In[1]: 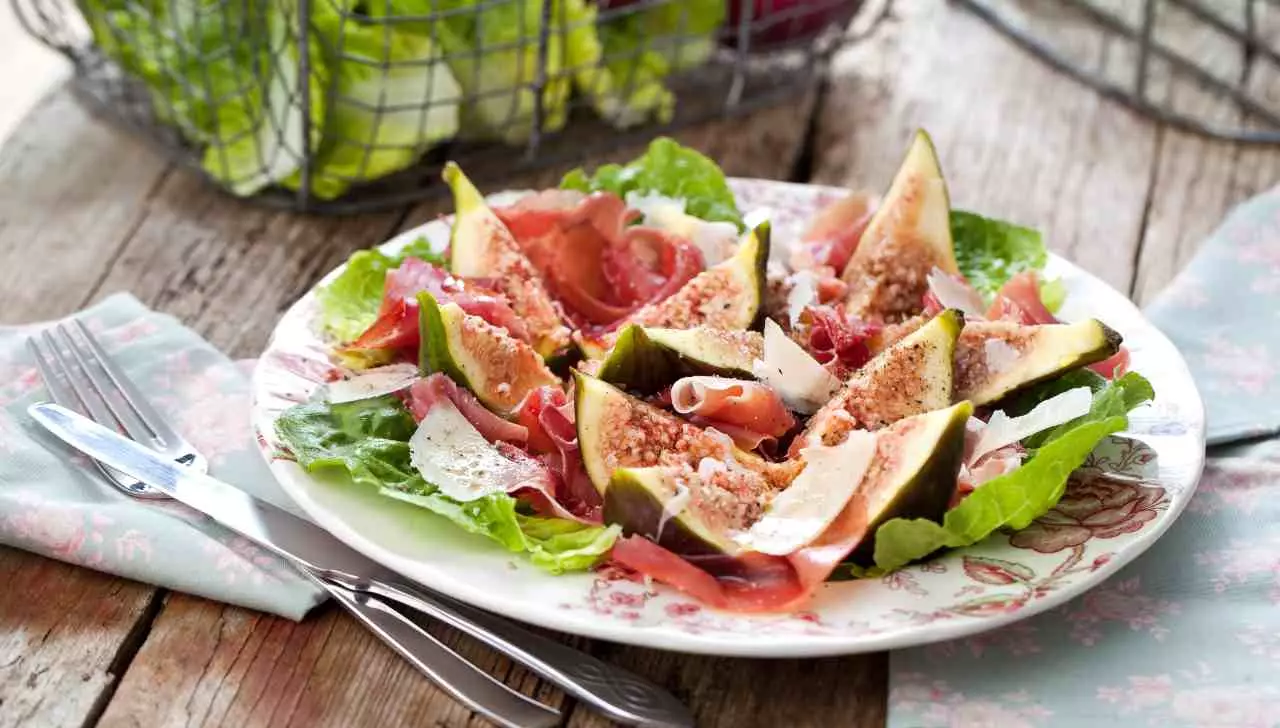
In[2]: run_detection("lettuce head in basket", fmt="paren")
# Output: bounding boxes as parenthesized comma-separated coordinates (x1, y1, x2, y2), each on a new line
(79, 0, 729, 199)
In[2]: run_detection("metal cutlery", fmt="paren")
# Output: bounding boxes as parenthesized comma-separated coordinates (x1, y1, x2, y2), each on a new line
(27, 320, 694, 728)
(27, 323, 558, 728)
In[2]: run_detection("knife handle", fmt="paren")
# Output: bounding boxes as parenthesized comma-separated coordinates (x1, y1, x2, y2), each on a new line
(317, 579, 560, 728)
(353, 576, 694, 728)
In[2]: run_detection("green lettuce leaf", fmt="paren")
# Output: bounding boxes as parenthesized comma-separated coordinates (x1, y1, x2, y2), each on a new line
(568, 0, 726, 128)
(275, 395, 618, 573)
(564, 0, 675, 130)
(423, 0, 574, 144)
(80, 0, 325, 195)
(561, 137, 742, 226)
(284, 0, 461, 200)
(317, 237, 446, 343)
(865, 372, 1155, 574)
(951, 210, 1047, 297)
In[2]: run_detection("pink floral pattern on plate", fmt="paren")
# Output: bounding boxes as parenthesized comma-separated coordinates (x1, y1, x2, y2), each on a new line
(251, 178, 1206, 657)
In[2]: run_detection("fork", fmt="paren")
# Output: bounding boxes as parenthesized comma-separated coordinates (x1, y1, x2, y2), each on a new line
(27, 319, 561, 728)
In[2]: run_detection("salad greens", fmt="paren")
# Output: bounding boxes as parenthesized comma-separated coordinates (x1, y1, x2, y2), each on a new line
(317, 237, 445, 343)
(82, 0, 728, 197)
(951, 210, 1066, 312)
(864, 372, 1154, 574)
(951, 210, 1046, 297)
(275, 394, 619, 573)
(284, 0, 461, 199)
(561, 137, 743, 227)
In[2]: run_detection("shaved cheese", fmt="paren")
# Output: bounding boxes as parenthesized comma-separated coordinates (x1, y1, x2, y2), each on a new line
(655, 476, 692, 542)
(785, 270, 821, 327)
(625, 192, 740, 265)
(751, 319, 841, 414)
(971, 387, 1093, 463)
(409, 399, 530, 502)
(326, 363, 420, 403)
(927, 266, 986, 317)
(983, 339, 1020, 375)
(733, 430, 877, 555)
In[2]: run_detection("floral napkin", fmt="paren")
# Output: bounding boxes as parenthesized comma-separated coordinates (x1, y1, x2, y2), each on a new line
(888, 190, 1280, 726)
(0, 293, 325, 620)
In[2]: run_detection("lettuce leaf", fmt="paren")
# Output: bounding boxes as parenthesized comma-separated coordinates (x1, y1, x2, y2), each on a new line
(565, 0, 675, 130)
(951, 210, 1047, 297)
(570, 0, 726, 128)
(865, 372, 1155, 574)
(561, 137, 742, 226)
(275, 395, 618, 573)
(80, 0, 324, 195)
(284, 0, 461, 200)
(429, 0, 574, 144)
(317, 237, 445, 343)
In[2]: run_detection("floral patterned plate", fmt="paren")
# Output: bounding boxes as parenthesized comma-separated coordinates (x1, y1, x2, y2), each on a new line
(250, 179, 1206, 658)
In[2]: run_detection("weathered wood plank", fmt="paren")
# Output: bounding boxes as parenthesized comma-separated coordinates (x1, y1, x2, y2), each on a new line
(0, 547, 157, 728)
(565, 647, 885, 728)
(97, 596, 570, 728)
(811, 0, 1160, 294)
(0, 89, 172, 323)
(1133, 3, 1280, 303)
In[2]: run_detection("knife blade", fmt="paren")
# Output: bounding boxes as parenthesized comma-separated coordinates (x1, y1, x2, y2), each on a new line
(29, 402, 695, 728)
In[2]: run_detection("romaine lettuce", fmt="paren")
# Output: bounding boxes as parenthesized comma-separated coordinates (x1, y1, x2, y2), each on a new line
(81, 0, 325, 195)
(564, 0, 675, 129)
(317, 237, 445, 343)
(865, 372, 1155, 574)
(561, 137, 742, 226)
(275, 395, 619, 573)
(951, 210, 1047, 297)
(284, 0, 461, 199)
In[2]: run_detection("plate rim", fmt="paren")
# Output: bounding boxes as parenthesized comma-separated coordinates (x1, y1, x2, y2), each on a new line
(250, 178, 1207, 658)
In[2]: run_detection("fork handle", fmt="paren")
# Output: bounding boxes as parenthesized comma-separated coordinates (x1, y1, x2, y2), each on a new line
(349, 575, 694, 728)
(317, 579, 560, 728)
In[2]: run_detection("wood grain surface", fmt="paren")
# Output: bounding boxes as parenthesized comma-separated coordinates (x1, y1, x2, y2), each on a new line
(1, 1, 1276, 726)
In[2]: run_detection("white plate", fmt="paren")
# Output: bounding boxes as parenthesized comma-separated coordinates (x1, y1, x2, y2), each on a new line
(251, 179, 1206, 658)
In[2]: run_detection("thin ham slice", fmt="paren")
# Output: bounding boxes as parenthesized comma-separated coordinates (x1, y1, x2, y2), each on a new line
(791, 191, 877, 273)
(405, 374, 529, 446)
(988, 271, 1130, 379)
(346, 257, 529, 355)
(610, 489, 872, 612)
(802, 305, 881, 377)
(495, 192, 704, 327)
(514, 386, 603, 523)
(670, 377, 796, 442)
(406, 375, 594, 522)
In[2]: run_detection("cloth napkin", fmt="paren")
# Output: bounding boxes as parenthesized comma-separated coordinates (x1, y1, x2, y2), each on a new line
(0, 293, 326, 620)
(888, 189, 1280, 726)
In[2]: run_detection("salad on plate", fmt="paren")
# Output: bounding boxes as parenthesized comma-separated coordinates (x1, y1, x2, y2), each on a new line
(273, 132, 1154, 613)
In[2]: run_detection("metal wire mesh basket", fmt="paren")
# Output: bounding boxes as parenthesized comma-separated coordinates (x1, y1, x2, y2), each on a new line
(13, 0, 865, 212)
(960, 0, 1280, 144)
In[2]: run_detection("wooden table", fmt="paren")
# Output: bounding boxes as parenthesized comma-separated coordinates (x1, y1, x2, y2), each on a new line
(2, 2, 1276, 726)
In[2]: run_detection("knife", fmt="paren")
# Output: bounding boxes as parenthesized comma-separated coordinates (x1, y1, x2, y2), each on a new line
(30, 402, 695, 728)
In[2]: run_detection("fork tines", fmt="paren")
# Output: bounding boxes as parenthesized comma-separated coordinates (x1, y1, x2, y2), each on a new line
(27, 319, 182, 498)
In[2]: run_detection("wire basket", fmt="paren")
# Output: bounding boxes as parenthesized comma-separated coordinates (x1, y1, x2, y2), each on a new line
(12, 0, 866, 212)
(959, 0, 1280, 144)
